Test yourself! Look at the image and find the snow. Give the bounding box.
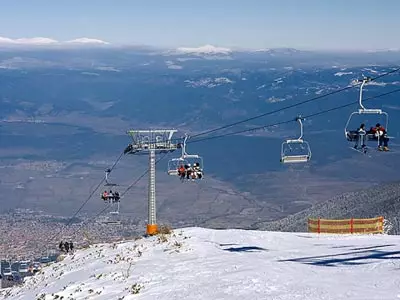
[334,71,353,76]
[95,66,121,72]
[367,81,387,86]
[184,77,233,88]
[363,68,379,74]
[3,227,400,300]
[176,44,232,55]
[366,48,400,53]
[252,48,271,52]
[165,60,183,69]
[267,96,286,103]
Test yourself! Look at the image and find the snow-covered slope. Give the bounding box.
[2,228,400,300]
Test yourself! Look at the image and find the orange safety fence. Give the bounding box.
[308,216,384,234]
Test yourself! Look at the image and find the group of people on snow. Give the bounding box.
[59,241,74,253]
[177,162,203,181]
[101,190,120,202]
[354,122,390,151]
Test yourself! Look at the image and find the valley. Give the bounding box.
[1,47,400,259]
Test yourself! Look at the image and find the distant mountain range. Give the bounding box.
[1,36,399,57]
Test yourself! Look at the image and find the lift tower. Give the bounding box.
[125,129,179,235]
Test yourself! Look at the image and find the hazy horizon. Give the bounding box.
[1,0,400,51]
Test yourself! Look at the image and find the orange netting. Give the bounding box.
[308,216,384,234]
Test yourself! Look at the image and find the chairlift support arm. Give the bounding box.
[357,77,383,113]
[358,77,370,110]
[181,134,189,157]
[286,116,305,142]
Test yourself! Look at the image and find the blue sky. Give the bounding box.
[0,0,399,50]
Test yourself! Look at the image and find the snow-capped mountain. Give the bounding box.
[251,47,303,54]
[2,227,400,300]
[65,38,110,45]
[184,77,234,88]
[176,44,232,55]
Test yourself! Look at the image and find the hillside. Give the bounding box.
[2,227,400,300]
[253,181,400,234]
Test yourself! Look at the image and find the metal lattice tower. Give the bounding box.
[125,129,179,235]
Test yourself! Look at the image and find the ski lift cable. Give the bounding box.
[189,87,400,144]
[64,152,171,239]
[49,87,400,248]
[44,68,400,248]
[129,66,398,147]
[45,151,125,245]
[120,151,170,197]
[187,66,400,140]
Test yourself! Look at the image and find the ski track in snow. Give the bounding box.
[2,227,400,300]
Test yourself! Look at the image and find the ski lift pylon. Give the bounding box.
[280,116,312,163]
[344,77,389,146]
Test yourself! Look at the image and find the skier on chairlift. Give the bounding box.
[354,123,367,150]
[370,123,389,151]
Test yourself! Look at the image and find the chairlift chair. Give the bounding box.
[109,199,120,215]
[101,191,121,214]
[101,214,122,225]
[167,134,204,180]
[280,116,312,163]
[344,77,389,146]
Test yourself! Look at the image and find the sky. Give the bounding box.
[0,0,399,51]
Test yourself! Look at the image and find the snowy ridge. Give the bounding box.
[184,77,233,88]
[176,44,232,55]
[334,71,353,76]
[165,60,183,69]
[2,227,400,300]
[65,38,109,45]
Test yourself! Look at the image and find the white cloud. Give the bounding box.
[0,36,58,45]
[16,37,58,45]
[0,36,110,47]
[0,37,16,44]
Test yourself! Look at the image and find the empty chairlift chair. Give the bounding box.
[280,116,312,164]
